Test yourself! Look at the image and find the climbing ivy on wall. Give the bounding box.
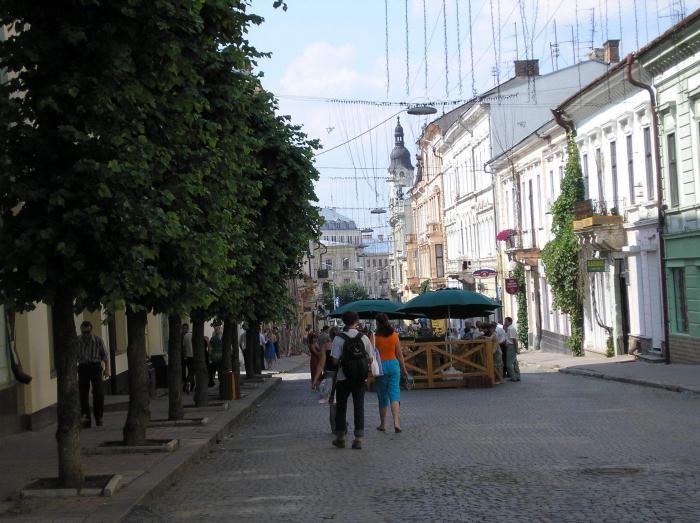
[512,262,529,349]
[540,132,585,356]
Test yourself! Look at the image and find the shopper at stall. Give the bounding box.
[373,313,407,433]
[330,311,373,450]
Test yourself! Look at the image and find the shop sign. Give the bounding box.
[505,278,519,294]
[472,267,497,278]
[586,259,607,273]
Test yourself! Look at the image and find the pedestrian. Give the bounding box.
[75,321,109,428]
[181,323,195,393]
[504,317,521,382]
[492,322,505,384]
[238,325,247,373]
[330,310,373,450]
[209,323,223,385]
[373,313,407,433]
[265,330,277,370]
[203,333,214,387]
[258,327,266,371]
[313,326,332,389]
[273,327,281,358]
[309,330,321,386]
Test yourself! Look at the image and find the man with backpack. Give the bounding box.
[330,310,373,450]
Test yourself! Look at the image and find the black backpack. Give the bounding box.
[338,332,369,383]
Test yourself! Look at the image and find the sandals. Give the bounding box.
[394,427,402,433]
[376,426,386,432]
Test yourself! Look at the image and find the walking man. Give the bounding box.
[504,317,521,382]
[330,311,373,450]
[76,321,109,428]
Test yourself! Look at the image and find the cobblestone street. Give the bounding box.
[127,369,700,522]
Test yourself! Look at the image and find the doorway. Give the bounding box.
[616,259,631,354]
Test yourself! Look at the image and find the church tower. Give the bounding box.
[387,117,414,187]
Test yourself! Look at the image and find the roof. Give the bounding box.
[320,208,358,230]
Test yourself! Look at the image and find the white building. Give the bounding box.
[360,239,392,299]
[440,58,613,302]
[559,60,663,356]
[318,208,364,286]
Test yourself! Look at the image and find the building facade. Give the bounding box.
[638,12,700,363]
[440,58,612,305]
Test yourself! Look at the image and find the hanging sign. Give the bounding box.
[586,259,607,273]
[472,267,497,278]
[505,278,519,295]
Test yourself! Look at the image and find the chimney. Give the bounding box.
[514,59,539,77]
[603,39,620,64]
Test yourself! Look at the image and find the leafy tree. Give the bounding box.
[541,133,585,355]
[0,0,263,480]
[323,281,369,310]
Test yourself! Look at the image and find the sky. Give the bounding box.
[248,0,699,235]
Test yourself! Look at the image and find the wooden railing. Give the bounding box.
[400,339,494,389]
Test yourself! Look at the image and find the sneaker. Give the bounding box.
[95,419,103,427]
[332,438,345,449]
[80,415,91,429]
[351,439,362,450]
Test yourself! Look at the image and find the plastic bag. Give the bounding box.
[371,347,383,377]
[318,377,333,403]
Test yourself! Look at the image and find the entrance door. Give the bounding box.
[617,259,631,354]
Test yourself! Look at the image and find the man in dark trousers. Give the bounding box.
[330,311,373,450]
[76,321,109,428]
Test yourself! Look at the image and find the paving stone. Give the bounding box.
[126,368,700,522]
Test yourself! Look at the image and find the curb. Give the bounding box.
[558,368,700,396]
[102,377,282,522]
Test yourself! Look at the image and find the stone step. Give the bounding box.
[636,353,665,364]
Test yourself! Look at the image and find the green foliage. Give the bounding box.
[605,336,615,358]
[420,279,431,294]
[541,133,585,356]
[513,263,529,349]
[323,281,369,310]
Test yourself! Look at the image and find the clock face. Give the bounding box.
[399,171,405,177]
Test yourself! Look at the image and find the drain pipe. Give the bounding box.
[625,53,671,365]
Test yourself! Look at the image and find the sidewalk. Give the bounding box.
[518,350,700,395]
[0,354,308,522]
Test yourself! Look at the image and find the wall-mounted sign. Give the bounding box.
[472,267,497,278]
[505,278,519,294]
[586,259,607,273]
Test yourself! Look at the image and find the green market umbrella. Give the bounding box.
[397,289,501,320]
[329,299,423,320]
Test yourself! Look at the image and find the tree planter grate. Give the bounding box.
[84,439,179,455]
[21,474,122,498]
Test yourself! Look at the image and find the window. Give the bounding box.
[549,170,555,200]
[626,135,635,205]
[582,154,590,200]
[372,259,377,267]
[435,244,445,278]
[325,259,332,269]
[342,258,349,270]
[536,175,542,228]
[667,133,679,207]
[610,141,619,210]
[643,127,655,199]
[671,268,688,333]
[595,148,604,203]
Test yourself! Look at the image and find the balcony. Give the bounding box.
[573,199,626,252]
[405,233,417,244]
[426,223,442,237]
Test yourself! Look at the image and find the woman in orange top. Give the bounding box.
[373,313,408,433]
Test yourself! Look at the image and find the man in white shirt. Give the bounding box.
[504,317,521,382]
[330,311,373,450]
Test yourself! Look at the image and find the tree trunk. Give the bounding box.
[123,309,150,446]
[219,318,234,400]
[53,289,84,488]
[245,323,260,378]
[191,313,208,407]
[167,314,183,420]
